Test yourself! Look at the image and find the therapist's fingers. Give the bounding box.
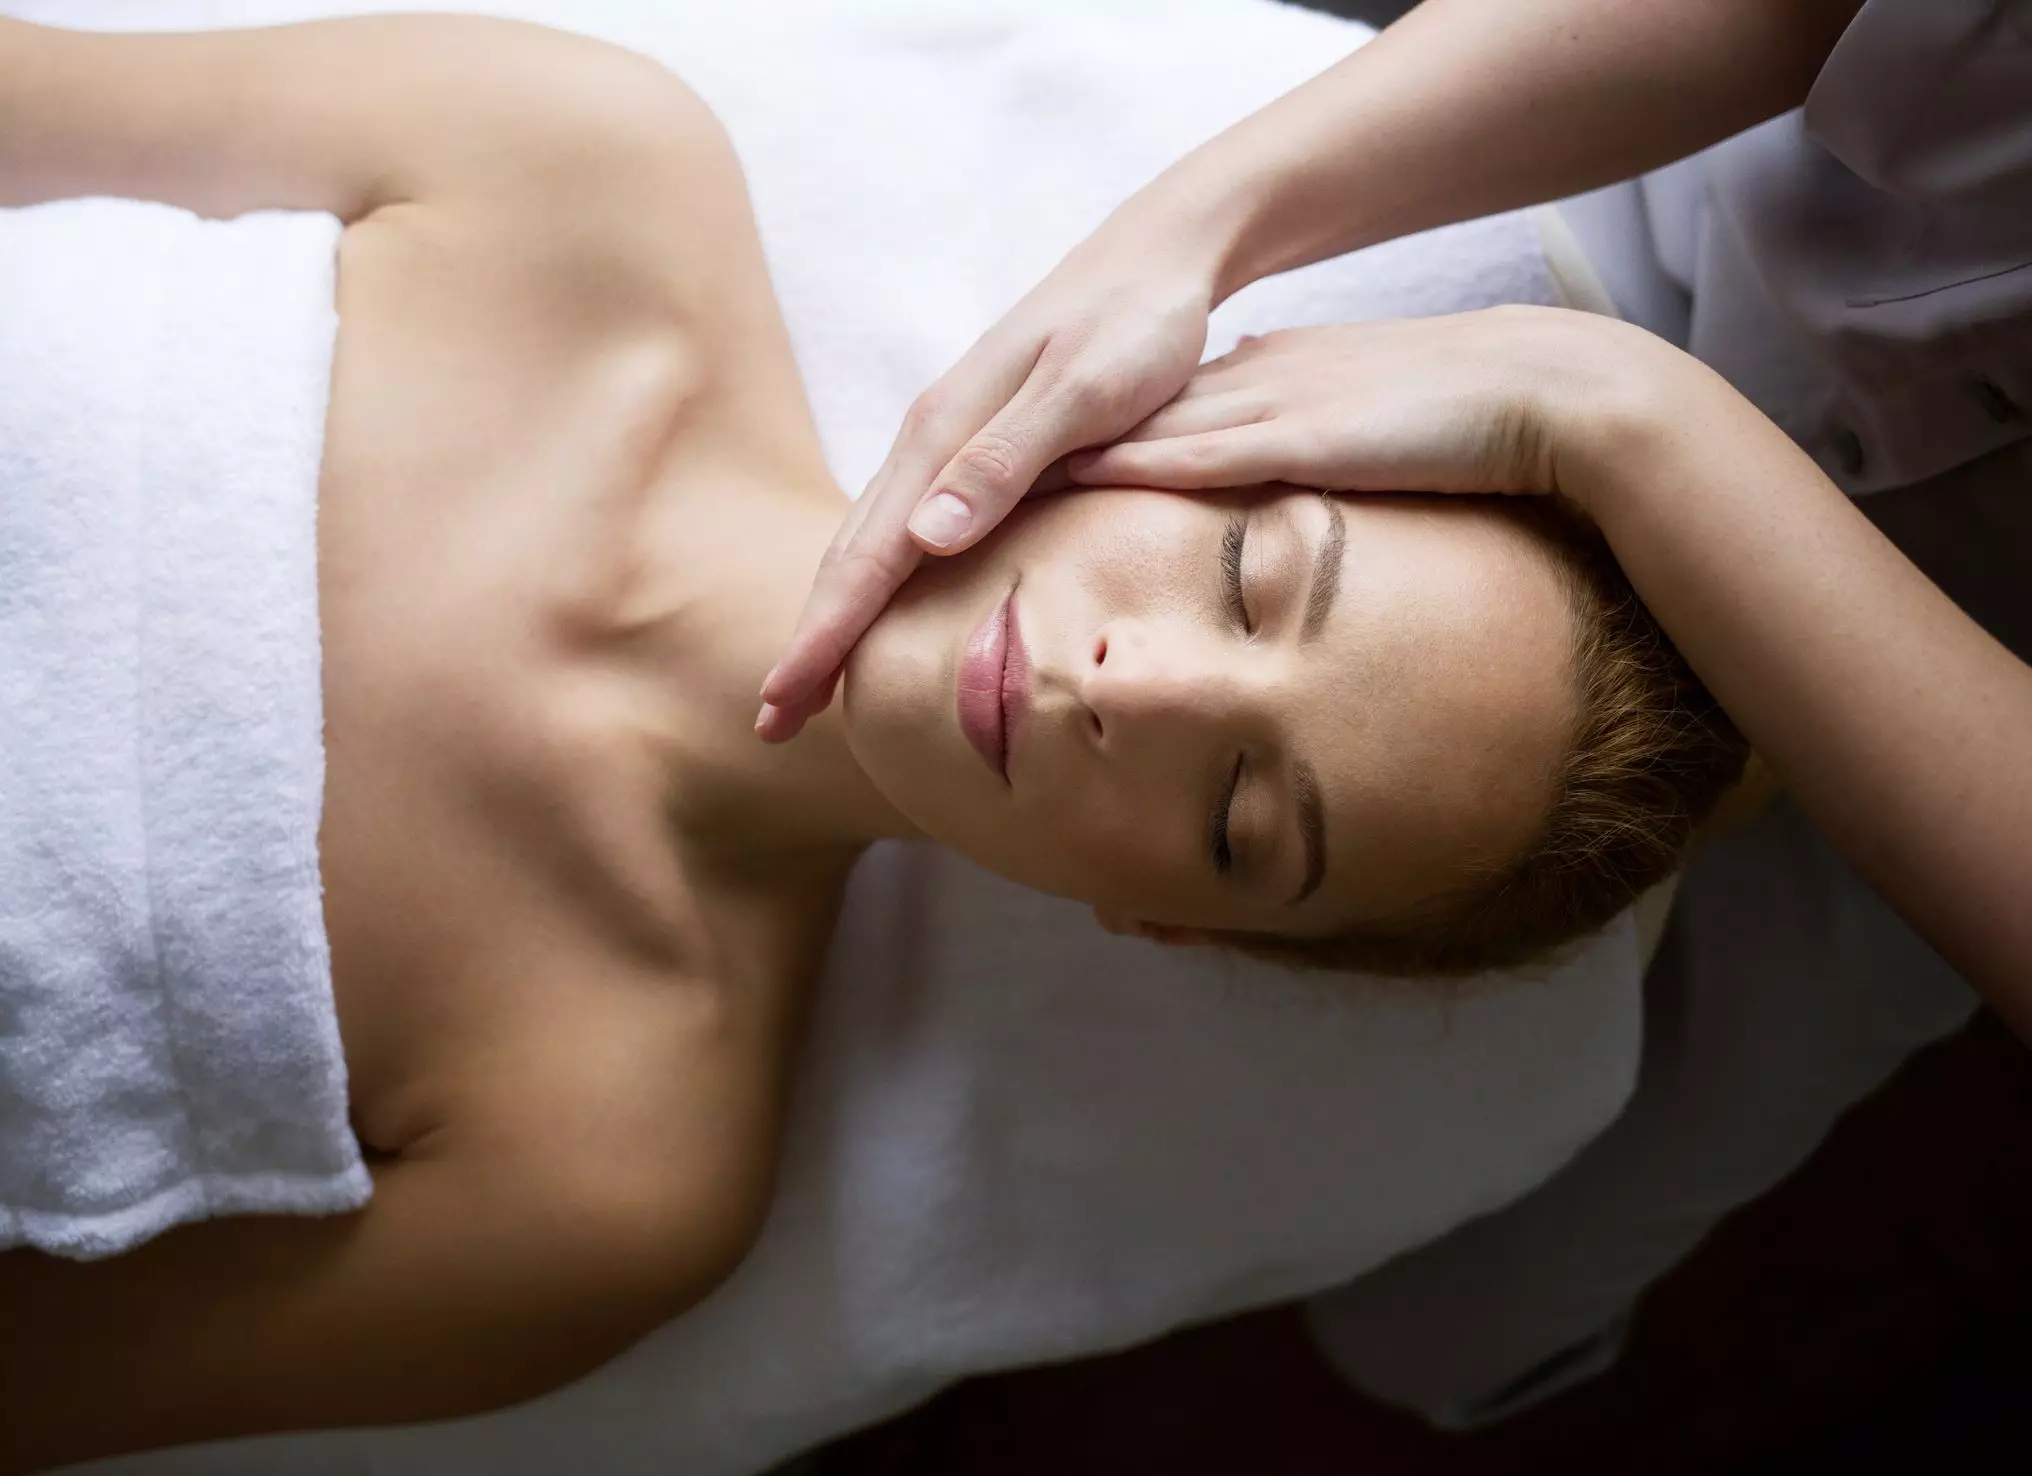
[755,667,840,744]
[763,250,1213,728]
[907,285,1217,547]
[757,523,924,740]
[1106,389,1272,447]
[1068,424,1290,490]
[878,333,1051,541]
[758,533,894,732]
[1078,312,1605,498]
[908,358,1135,554]
[764,341,1187,724]
[759,344,1044,723]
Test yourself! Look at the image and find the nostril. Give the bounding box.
[1092,633,1108,667]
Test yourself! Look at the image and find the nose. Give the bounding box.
[1079,619,1240,747]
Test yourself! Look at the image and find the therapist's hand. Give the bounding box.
[1067,308,1639,502]
[755,215,1220,742]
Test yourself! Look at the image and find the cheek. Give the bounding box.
[1058,500,1207,612]
[842,490,1225,903]
[976,488,1214,614]
[1012,788,1207,919]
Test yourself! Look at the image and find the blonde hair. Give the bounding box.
[1232,496,1749,979]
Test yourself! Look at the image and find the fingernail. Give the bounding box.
[755,702,779,733]
[908,492,973,550]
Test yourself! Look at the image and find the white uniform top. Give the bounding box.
[1648,0,2032,494]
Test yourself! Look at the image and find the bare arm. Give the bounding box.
[0,963,772,1475]
[1192,0,1866,294]
[0,1154,722,1474]
[0,13,719,222]
[1565,326,2032,1030]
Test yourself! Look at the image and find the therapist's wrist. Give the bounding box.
[1540,314,1728,520]
[1161,90,1417,306]
[1112,163,1267,308]
[1121,122,1353,309]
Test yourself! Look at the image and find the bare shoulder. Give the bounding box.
[328,20,780,417]
[393,20,760,327]
[0,13,731,225]
[423,20,750,246]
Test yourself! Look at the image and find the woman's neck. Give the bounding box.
[629,461,921,870]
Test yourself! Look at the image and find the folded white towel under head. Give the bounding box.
[0,198,368,1259]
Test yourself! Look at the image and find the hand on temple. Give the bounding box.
[755,300,1610,744]
[1129,305,2032,1029]
[1066,309,1619,502]
[754,211,1220,742]
[755,0,1857,743]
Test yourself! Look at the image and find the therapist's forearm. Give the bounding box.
[1565,337,2032,1033]
[1147,0,1862,299]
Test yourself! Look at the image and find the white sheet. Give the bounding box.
[16,4,1644,1473]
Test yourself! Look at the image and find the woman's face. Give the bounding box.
[843,486,1579,939]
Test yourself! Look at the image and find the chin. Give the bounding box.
[841,669,1090,906]
[842,628,965,830]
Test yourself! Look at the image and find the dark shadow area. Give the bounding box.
[1293,0,1417,25]
[815,1011,2032,1473]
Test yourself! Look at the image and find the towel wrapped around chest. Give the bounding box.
[0,197,368,1259]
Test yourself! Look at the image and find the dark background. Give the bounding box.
[814,1014,2032,1474]
[1304,0,1419,24]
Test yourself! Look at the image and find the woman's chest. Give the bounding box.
[312,590,836,1153]
[307,221,822,1149]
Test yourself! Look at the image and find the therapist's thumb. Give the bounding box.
[907,375,1105,554]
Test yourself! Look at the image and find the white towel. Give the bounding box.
[20,3,1646,1473]
[0,198,367,1259]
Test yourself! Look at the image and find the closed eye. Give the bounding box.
[1220,513,1250,632]
[1208,752,1244,877]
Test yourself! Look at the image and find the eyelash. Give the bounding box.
[1209,752,1244,876]
[1220,514,1250,633]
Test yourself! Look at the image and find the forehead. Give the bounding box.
[1288,495,1578,931]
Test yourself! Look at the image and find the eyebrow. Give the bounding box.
[1300,496,1347,643]
[1286,497,1342,906]
[1290,758,1327,906]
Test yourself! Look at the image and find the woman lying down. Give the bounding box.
[0,15,1746,1473]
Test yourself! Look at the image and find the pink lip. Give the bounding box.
[957,588,1029,782]
[1001,592,1032,774]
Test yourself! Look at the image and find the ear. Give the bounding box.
[1091,907,1217,949]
